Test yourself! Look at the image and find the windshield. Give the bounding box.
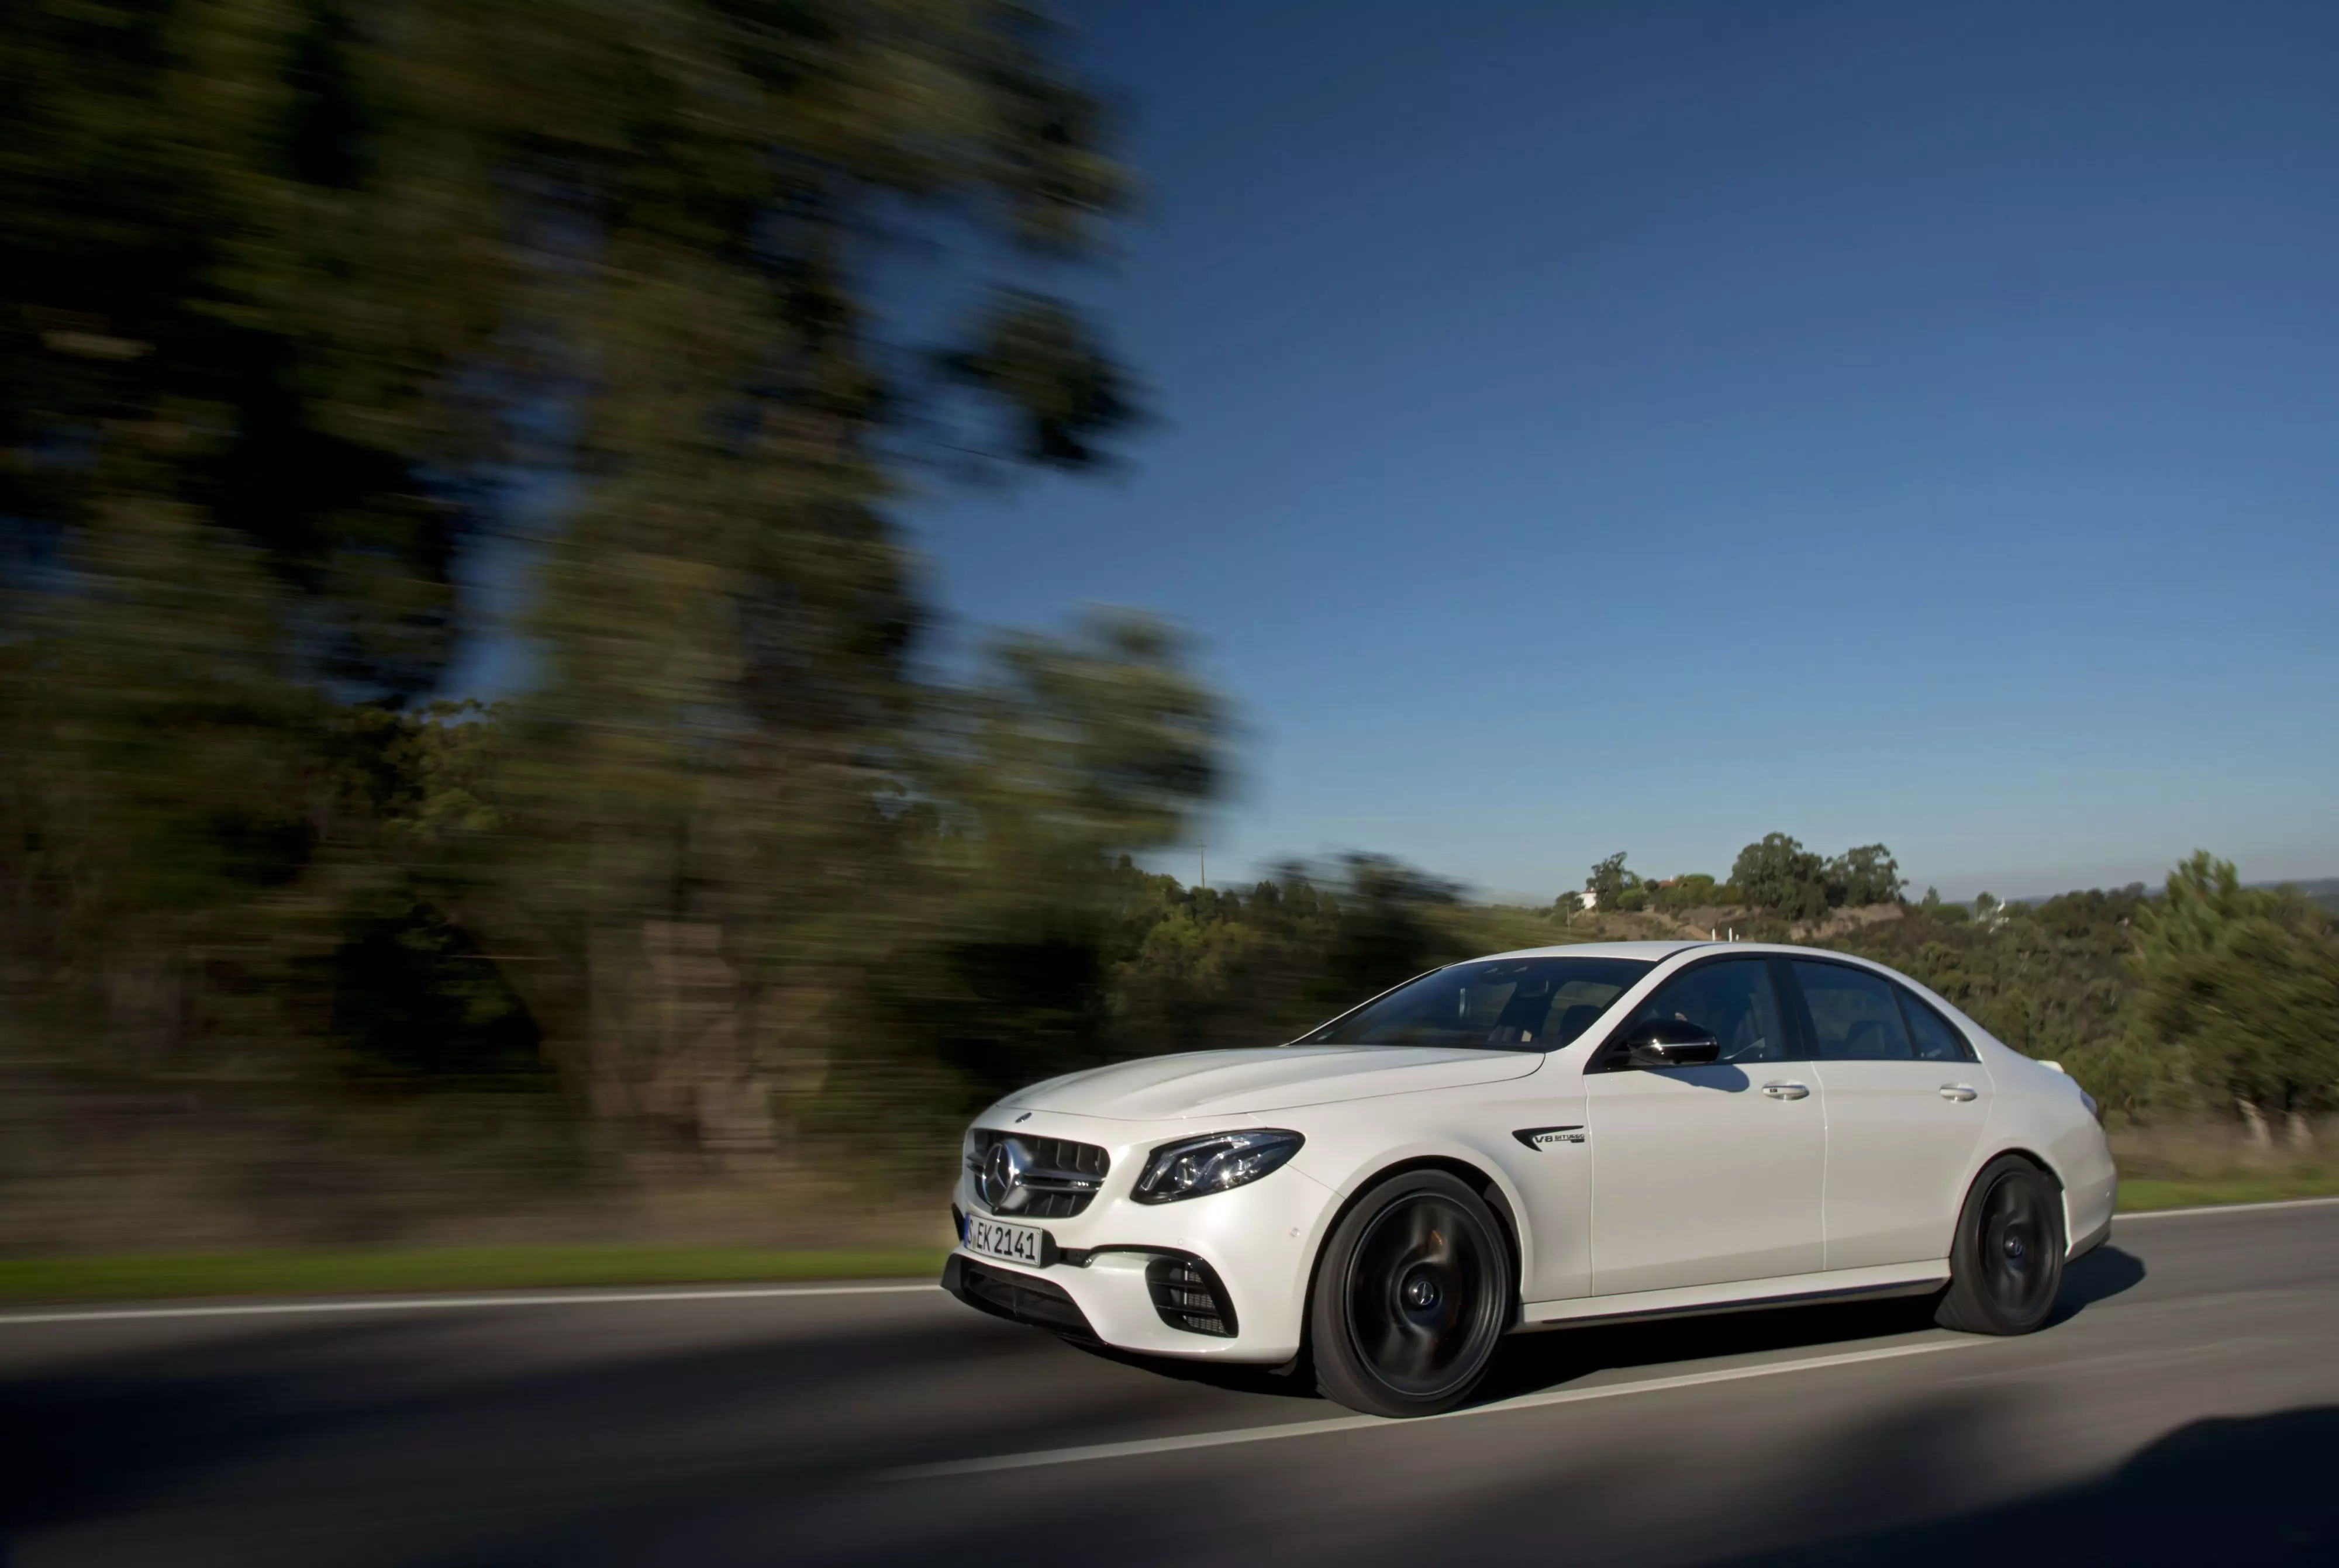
[1300,956,1654,1050]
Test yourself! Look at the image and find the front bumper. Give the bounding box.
[943,1253,1100,1338]
[943,1110,1336,1363]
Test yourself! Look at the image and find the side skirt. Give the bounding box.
[1516,1263,1951,1332]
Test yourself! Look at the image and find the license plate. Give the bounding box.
[964,1213,1049,1269]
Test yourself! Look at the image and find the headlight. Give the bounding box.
[2079,1087,2101,1121]
[1131,1130,1304,1204]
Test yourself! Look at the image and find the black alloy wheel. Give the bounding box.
[1309,1170,1512,1417]
[1936,1153,2066,1335]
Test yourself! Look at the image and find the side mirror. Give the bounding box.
[1622,1017,1722,1069]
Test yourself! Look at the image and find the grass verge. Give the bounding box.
[0,1244,951,1305]
[2116,1170,2339,1212]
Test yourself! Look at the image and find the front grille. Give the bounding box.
[1146,1253,1239,1337]
[966,1128,1111,1219]
[950,1258,1096,1338]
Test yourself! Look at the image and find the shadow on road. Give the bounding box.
[0,1245,2196,1566]
[1475,1245,2145,1407]
[1709,1403,2339,1567]
[2054,1242,2147,1320]
[1476,1293,1934,1405]
[1067,1338,1316,1398]
[0,1306,1109,1541]
[1071,1244,2152,1407]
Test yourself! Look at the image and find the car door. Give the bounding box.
[1786,959,1995,1270]
[1583,956,1826,1295]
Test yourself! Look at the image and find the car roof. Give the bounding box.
[1473,940,1872,964]
[1474,940,1711,962]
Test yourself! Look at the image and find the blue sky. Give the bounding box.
[905,1,2339,902]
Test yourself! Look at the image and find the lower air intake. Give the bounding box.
[948,1257,1096,1339]
[1145,1253,1239,1338]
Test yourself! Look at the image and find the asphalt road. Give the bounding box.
[5,1200,2338,1568]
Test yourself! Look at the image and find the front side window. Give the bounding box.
[1302,957,1653,1049]
[1619,958,1789,1064]
[1792,961,1914,1060]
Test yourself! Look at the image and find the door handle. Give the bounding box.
[1762,1081,1810,1100]
[1939,1084,1979,1102]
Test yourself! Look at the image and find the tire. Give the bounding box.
[1308,1169,1512,1418]
[1936,1154,2065,1335]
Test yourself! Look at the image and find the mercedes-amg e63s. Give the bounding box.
[942,941,2115,1417]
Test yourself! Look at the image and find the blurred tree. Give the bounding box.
[0,0,512,1063]
[2126,853,2339,1149]
[429,1,1154,1154]
[1305,854,1467,1011]
[0,0,497,705]
[906,611,1229,1093]
[951,611,1226,863]
[0,1,1161,1166]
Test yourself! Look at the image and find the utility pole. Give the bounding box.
[1199,839,1207,892]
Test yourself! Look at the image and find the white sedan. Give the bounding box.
[942,940,2116,1417]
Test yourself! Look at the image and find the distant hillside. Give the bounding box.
[2276,877,2339,917]
[1996,876,2339,917]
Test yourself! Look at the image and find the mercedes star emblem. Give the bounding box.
[982,1139,1027,1211]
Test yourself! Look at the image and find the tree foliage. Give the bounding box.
[1829,844,1905,907]
[2123,853,2339,1137]
[0,0,1186,1168]
[1821,885,2149,1106]
[1724,834,1903,917]
[1585,852,1636,902]
[1731,833,1833,919]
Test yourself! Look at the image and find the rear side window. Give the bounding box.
[1790,961,1913,1060]
[1898,988,1975,1062]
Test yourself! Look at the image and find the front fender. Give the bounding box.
[1292,1123,1543,1305]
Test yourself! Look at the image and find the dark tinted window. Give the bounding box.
[1791,961,1913,1061]
[1305,957,1652,1049]
[1623,959,1788,1064]
[1899,989,1973,1062]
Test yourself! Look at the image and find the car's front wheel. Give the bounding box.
[1936,1153,2065,1334]
[1309,1169,1512,1417]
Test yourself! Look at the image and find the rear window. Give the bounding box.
[1899,987,1978,1062]
[1302,957,1654,1049]
[1791,960,1914,1060]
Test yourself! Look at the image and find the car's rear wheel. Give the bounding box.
[1936,1154,2065,1334]
[1309,1169,1511,1417]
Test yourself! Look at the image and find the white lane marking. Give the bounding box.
[884,1336,1981,1480]
[0,1282,941,1327]
[2118,1194,2339,1221]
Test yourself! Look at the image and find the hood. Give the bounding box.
[1000,1046,1542,1121]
